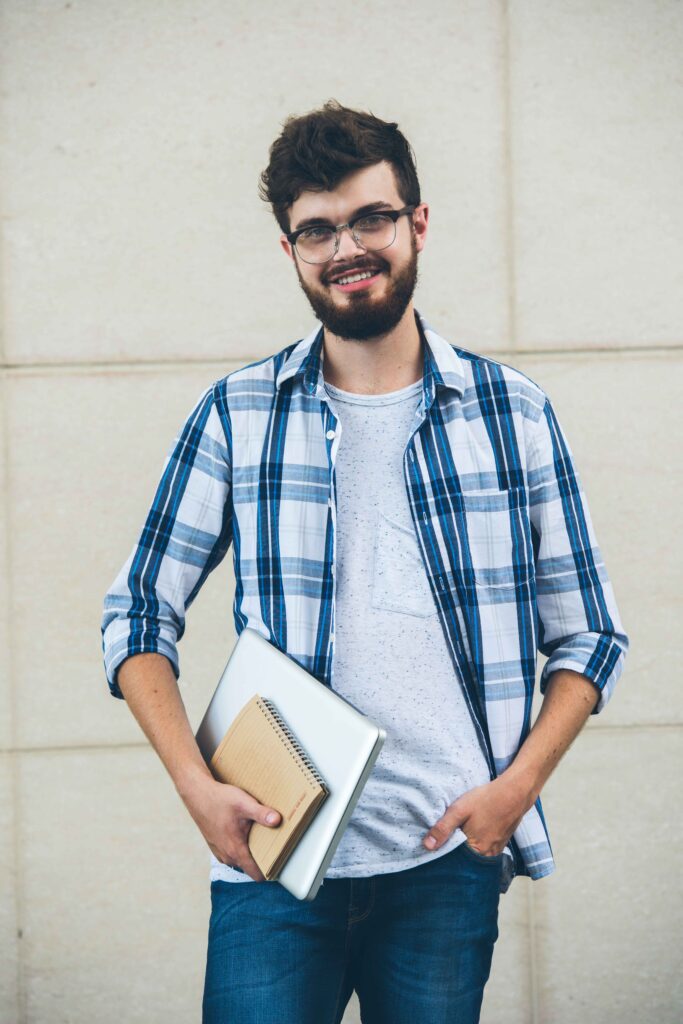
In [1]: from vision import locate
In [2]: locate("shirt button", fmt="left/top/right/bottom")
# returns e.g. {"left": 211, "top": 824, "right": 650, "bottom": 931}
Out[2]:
{"left": 331, "top": 565, "right": 335, "bottom": 576}
{"left": 330, "top": 632, "right": 335, "bottom": 643}
{"left": 326, "top": 429, "right": 336, "bottom": 440}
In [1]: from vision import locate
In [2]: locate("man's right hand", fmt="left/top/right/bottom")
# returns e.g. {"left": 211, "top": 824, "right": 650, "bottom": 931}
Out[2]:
{"left": 181, "top": 777, "right": 282, "bottom": 882}
{"left": 113, "top": 654, "right": 282, "bottom": 882}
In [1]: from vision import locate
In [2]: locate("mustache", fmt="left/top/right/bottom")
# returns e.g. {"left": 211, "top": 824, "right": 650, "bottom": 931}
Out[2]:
{"left": 324, "top": 258, "right": 389, "bottom": 284}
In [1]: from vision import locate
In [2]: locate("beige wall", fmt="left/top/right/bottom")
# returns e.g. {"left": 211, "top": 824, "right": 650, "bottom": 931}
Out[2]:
{"left": 1, "top": 1, "right": 682, "bottom": 1021}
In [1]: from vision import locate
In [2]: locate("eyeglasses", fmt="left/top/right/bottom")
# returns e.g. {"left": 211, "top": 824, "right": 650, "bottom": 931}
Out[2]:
{"left": 285, "top": 206, "right": 416, "bottom": 264}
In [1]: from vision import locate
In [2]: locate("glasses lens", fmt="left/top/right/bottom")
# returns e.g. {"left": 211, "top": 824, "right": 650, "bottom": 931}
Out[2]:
{"left": 295, "top": 227, "right": 337, "bottom": 264}
{"left": 353, "top": 214, "right": 396, "bottom": 251}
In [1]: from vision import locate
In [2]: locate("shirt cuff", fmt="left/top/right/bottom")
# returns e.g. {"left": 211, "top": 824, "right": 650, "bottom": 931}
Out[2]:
{"left": 104, "top": 634, "right": 180, "bottom": 700}
{"left": 539, "top": 632, "right": 628, "bottom": 714}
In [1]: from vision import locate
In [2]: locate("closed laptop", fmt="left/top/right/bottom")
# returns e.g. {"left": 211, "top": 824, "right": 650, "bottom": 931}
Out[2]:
{"left": 195, "top": 627, "right": 386, "bottom": 900}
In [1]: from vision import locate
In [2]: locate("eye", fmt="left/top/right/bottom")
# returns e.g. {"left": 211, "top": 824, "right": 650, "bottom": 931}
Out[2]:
{"left": 300, "top": 226, "right": 334, "bottom": 242}
{"left": 354, "top": 214, "right": 390, "bottom": 232}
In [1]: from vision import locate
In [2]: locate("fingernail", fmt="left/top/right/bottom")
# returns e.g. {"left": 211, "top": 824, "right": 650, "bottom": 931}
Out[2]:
{"left": 266, "top": 812, "right": 279, "bottom": 824}
{"left": 425, "top": 836, "right": 437, "bottom": 849}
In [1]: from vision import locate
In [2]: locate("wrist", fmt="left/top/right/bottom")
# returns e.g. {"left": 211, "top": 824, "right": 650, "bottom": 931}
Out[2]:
{"left": 498, "top": 762, "right": 541, "bottom": 814}
{"left": 175, "top": 759, "right": 214, "bottom": 803}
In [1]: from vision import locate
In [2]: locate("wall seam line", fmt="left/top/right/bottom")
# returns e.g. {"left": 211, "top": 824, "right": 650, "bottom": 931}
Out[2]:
{"left": 3, "top": 721, "right": 678, "bottom": 757}
{"left": 2, "top": 343, "right": 681, "bottom": 377}
{"left": 501, "top": 5, "right": 538, "bottom": 1016}
{"left": 527, "top": 880, "right": 540, "bottom": 1024}
{"left": 501, "top": 0, "right": 517, "bottom": 353}
{"left": 1, "top": 370, "right": 25, "bottom": 1022}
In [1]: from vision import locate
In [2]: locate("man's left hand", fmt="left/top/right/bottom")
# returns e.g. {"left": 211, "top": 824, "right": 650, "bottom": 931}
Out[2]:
{"left": 423, "top": 775, "right": 530, "bottom": 857}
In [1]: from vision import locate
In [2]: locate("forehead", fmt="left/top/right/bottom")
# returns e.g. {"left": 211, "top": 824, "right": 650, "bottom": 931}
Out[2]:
{"left": 289, "top": 161, "right": 402, "bottom": 228}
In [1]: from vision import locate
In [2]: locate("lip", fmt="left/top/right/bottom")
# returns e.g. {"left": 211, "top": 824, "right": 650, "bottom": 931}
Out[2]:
{"left": 329, "top": 270, "right": 384, "bottom": 293}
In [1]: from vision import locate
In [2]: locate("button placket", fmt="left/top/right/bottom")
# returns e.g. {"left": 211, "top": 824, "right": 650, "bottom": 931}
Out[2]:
{"left": 322, "top": 399, "right": 340, "bottom": 684}
{"left": 327, "top": 470, "right": 338, "bottom": 675}
{"left": 404, "top": 431, "right": 495, "bottom": 780}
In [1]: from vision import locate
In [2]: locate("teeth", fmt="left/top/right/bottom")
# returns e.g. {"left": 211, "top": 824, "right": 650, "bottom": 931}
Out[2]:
{"left": 334, "top": 270, "right": 377, "bottom": 285}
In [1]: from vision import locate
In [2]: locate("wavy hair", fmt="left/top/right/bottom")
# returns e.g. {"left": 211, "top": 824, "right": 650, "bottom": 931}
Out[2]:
{"left": 259, "top": 99, "right": 421, "bottom": 232}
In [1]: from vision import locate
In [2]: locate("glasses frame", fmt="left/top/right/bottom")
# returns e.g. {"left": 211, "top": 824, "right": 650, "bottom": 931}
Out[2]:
{"left": 285, "top": 205, "right": 416, "bottom": 264}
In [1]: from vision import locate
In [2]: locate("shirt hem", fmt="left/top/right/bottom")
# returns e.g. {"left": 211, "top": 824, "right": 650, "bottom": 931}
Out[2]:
{"left": 209, "top": 832, "right": 488, "bottom": 885}
{"left": 324, "top": 835, "right": 468, "bottom": 878}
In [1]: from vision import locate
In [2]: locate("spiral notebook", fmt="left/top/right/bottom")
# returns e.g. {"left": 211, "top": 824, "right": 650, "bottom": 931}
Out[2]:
{"left": 208, "top": 694, "right": 329, "bottom": 880}
{"left": 195, "top": 627, "right": 386, "bottom": 901}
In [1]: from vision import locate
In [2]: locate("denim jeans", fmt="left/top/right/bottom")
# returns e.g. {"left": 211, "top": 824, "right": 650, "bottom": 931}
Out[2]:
{"left": 202, "top": 840, "right": 502, "bottom": 1024}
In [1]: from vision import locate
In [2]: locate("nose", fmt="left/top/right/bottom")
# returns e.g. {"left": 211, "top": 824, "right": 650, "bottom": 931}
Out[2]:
{"left": 332, "top": 226, "right": 366, "bottom": 261}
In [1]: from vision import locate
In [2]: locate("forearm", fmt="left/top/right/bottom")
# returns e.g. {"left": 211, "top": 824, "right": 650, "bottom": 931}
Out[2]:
{"left": 116, "top": 653, "right": 213, "bottom": 802}
{"left": 503, "top": 668, "right": 599, "bottom": 809}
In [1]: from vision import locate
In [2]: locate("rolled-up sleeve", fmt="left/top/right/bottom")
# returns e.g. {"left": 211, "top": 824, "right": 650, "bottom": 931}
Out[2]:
{"left": 527, "top": 396, "right": 629, "bottom": 713}
{"left": 101, "top": 381, "right": 232, "bottom": 699}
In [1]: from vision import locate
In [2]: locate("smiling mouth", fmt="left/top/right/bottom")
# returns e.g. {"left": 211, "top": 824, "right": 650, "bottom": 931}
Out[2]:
{"left": 333, "top": 270, "right": 376, "bottom": 286}
{"left": 328, "top": 269, "right": 384, "bottom": 292}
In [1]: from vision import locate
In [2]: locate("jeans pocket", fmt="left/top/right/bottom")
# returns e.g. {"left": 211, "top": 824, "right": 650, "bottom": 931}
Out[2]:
{"left": 460, "top": 840, "right": 504, "bottom": 865}
{"left": 371, "top": 510, "right": 436, "bottom": 618}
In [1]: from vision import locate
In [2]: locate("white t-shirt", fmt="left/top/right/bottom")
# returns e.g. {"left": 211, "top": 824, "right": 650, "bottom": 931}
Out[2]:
{"left": 322, "top": 378, "right": 491, "bottom": 877}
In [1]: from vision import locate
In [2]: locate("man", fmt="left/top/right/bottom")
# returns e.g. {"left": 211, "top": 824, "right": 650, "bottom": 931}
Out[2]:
{"left": 102, "top": 101, "right": 628, "bottom": 1023}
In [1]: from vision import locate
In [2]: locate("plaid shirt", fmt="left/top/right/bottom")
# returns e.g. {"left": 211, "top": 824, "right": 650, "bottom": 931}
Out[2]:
{"left": 102, "top": 311, "right": 628, "bottom": 883}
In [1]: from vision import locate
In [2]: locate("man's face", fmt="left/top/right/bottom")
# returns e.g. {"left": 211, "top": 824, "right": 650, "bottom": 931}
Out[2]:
{"left": 280, "top": 161, "right": 428, "bottom": 341}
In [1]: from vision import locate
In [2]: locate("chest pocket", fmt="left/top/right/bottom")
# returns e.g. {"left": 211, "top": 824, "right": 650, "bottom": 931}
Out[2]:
{"left": 459, "top": 487, "right": 533, "bottom": 596}
{"left": 371, "top": 510, "right": 437, "bottom": 619}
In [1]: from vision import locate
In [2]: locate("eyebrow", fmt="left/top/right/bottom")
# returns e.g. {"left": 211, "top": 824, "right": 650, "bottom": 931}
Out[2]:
{"left": 292, "top": 201, "right": 394, "bottom": 232}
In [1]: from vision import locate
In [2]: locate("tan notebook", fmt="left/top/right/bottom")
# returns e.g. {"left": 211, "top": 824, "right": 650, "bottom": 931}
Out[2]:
{"left": 208, "top": 694, "right": 329, "bottom": 879}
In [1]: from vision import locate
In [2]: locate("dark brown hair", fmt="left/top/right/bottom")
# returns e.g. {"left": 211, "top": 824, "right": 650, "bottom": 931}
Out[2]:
{"left": 259, "top": 99, "right": 421, "bottom": 232}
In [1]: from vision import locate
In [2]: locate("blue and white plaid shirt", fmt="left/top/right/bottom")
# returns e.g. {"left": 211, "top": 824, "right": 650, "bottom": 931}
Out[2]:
{"left": 102, "top": 311, "right": 628, "bottom": 883}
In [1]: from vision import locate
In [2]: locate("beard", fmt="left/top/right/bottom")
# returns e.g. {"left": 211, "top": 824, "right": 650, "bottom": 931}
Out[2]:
{"left": 294, "top": 237, "right": 419, "bottom": 342}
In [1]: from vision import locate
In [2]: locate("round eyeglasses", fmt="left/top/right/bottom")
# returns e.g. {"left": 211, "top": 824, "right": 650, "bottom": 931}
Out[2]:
{"left": 285, "top": 206, "right": 416, "bottom": 264}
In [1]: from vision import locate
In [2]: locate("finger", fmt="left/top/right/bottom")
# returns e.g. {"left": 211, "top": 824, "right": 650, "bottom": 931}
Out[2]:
{"left": 240, "top": 858, "right": 267, "bottom": 883}
{"left": 235, "top": 841, "right": 268, "bottom": 882}
{"left": 238, "top": 793, "right": 282, "bottom": 828}
{"left": 424, "top": 803, "right": 467, "bottom": 850}
{"left": 213, "top": 838, "right": 267, "bottom": 883}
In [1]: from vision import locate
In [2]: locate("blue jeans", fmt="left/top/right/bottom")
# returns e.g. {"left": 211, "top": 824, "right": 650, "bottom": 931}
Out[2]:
{"left": 202, "top": 840, "right": 502, "bottom": 1023}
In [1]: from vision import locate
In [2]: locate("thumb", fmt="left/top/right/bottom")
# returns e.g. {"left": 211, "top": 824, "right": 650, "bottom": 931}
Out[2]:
{"left": 241, "top": 793, "right": 281, "bottom": 827}
{"left": 424, "top": 800, "right": 467, "bottom": 850}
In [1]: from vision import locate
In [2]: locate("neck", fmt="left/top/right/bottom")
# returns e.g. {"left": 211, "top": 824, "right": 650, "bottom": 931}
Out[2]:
{"left": 321, "top": 305, "right": 423, "bottom": 395}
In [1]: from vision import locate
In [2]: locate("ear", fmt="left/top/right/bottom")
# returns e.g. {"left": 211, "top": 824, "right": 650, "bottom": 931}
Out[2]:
{"left": 413, "top": 203, "right": 429, "bottom": 254}
{"left": 280, "top": 234, "right": 295, "bottom": 262}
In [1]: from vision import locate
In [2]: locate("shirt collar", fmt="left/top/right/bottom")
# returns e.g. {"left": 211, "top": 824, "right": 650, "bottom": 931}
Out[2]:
{"left": 274, "top": 310, "right": 466, "bottom": 404}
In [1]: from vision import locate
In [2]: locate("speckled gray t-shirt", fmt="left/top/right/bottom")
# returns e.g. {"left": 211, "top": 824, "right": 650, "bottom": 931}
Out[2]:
{"left": 321, "top": 377, "right": 491, "bottom": 877}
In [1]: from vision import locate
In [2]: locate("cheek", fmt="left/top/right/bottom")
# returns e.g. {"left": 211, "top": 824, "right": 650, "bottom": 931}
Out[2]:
{"left": 301, "top": 263, "right": 323, "bottom": 284}
{"left": 296, "top": 264, "right": 322, "bottom": 289}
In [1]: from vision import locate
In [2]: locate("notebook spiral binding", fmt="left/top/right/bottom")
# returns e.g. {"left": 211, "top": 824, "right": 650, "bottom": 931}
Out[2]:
{"left": 259, "top": 697, "right": 327, "bottom": 789}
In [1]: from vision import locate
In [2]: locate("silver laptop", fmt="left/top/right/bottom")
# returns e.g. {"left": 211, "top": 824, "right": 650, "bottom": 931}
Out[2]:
{"left": 195, "top": 627, "right": 386, "bottom": 901}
